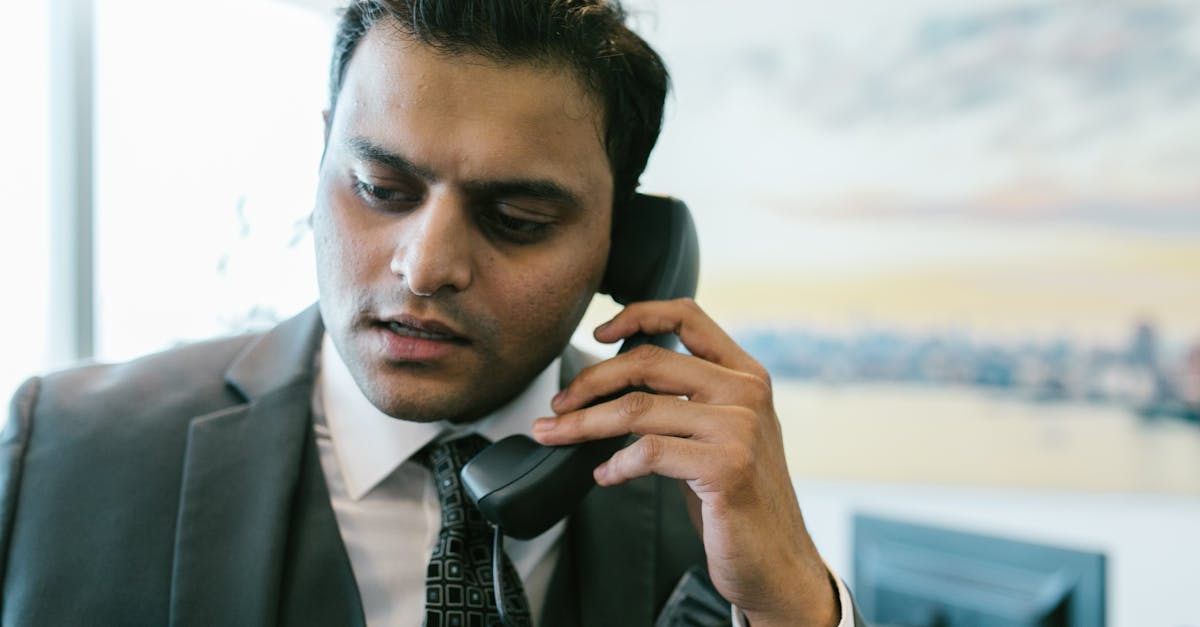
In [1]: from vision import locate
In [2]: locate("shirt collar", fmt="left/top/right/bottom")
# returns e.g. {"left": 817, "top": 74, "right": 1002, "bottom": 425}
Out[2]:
{"left": 318, "top": 333, "right": 563, "bottom": 501}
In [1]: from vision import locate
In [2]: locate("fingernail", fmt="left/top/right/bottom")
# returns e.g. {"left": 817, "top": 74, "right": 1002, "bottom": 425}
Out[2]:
{"left": 594, "top": 462, "right": 609, "bottom": 481}
{"left": 552, "top": 389, "right": 566, "bottom": 405}
{"left": 533, "top": 417, "right": 557, "bottom": 432}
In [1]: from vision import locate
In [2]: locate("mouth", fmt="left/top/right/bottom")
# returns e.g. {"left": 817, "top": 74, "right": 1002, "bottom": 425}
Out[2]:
{"left": 385, "top": 320, "right": 458, "bottom": 341}
{"left": 369, "top": 314, "right": 470, "bottom": 362}
{"left": 376, "top": 315, "right": 467, "bottom": 342}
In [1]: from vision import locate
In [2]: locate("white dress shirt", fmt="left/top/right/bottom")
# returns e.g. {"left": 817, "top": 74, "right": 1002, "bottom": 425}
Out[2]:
{"left": 313, "top": 334, "right": 565, "bottom": 626}
{"left": 312, "top": 333, "right": 854, "bottom": 627}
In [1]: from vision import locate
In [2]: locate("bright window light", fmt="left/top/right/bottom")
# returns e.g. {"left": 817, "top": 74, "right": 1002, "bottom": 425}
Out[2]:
{"left": 0, "top": 3, "right": 52, "bottom": 403}
{"left": 94, "top": 0, "right": 332, "bottom": 362}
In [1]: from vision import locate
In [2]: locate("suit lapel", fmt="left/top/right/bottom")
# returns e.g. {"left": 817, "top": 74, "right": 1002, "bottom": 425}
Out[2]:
{"left": 169, "top": 306, "right": 336, "bottom": 627}
{"left": 168, "top": 384, "right": 313, "bottom": 627}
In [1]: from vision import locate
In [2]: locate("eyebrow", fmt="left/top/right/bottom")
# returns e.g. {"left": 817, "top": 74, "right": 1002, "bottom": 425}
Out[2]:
{"left": 348, "top": 136, "right": 436, "bottom": 181}
{"left": 346, "top": 136, "right": 587, "bottom": 213}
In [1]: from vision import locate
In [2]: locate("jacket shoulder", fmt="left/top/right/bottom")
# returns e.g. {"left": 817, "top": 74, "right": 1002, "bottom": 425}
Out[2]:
{"left": 0, "top": 332, "right": 269, "bottom": 624}
{"left": 2, "top": 333, "right": 270, "bottom": 475}
{"left": 30, "top": 332, "right": 260, "bottom": 432}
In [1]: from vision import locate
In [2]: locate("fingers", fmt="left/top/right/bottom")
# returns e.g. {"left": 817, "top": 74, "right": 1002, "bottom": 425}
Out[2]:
{"left": 535, "top": 392, "right": 745, "bottom": 444}
{"left": 534, "top": 297, "right": 775, "bottom": 490}
{"left": 533, "top": 391, "right": 761, "bottom": 489}
{"left": 592, "top": 434, "right": 720, "bottom": 487}
{"left": 552, "top": 343, "right": 766, "bottom": 411}
{"left": 553, "top": 298, "right": 772, "bottom": 412}
{"left": 594, "top": 298, "right": 769, "bottom": 382}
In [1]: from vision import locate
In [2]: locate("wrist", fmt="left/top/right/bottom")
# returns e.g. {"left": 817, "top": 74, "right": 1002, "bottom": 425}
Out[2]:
{"left": 741, "top": 557, "right": 839, "bottom": 627}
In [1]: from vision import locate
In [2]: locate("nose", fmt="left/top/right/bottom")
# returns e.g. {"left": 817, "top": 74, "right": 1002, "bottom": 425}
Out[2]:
{"left": 389, "top": 192, "right": 474, "bottom": 296}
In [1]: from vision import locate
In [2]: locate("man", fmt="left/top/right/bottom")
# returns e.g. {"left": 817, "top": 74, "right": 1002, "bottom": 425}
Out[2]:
{"left": 1, "top": 1, "right": 863, "bottom": 625}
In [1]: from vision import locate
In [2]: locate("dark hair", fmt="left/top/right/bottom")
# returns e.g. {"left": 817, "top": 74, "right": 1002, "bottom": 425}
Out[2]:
{"left": 328, "top": 0, "right": 670, "bottom": 206}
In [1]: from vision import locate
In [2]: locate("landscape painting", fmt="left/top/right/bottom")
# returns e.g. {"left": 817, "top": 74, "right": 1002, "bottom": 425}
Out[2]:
{"left": 609, "top": 0, "right": 1200, "bottom": 493}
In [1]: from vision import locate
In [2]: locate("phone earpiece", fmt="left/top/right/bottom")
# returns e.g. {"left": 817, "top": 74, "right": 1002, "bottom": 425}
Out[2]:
{"left": 600, "top": 194, "right": 699, "bottom": 310}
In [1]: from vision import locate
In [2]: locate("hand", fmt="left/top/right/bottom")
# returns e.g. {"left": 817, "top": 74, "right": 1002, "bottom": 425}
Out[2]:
{"left": 531, "top": 298, "right": 839, "bottom": 627}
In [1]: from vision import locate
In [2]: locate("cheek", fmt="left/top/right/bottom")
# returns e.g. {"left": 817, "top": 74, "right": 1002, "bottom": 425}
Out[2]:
{"left": 312, "top": 192, "right": 384, "bottom": 297}
{"left": 501, "top": 240, "right": 608, "bottom": 343}
{"left": 312, "top": 209, "right": 350, "bottom": 294}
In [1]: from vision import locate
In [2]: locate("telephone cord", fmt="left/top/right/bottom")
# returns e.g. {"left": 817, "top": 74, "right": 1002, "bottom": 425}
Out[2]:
{"left": 492, "top": 525, "right": 521, "bottom": 627}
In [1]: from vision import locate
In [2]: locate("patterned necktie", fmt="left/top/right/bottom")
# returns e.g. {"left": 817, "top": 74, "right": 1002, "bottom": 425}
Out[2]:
{"left": 417, "top": 434, "right": 532, "bottom": 627}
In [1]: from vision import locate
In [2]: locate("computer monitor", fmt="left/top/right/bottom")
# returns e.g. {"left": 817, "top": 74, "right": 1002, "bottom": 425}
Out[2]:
{"left": 853, "top": 514, "right": 1106, "bottom": 626}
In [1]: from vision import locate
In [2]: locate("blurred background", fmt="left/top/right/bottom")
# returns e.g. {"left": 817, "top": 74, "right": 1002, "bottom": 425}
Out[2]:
{"left": 1, "top": 0, "right": 1197, "bottom": 624}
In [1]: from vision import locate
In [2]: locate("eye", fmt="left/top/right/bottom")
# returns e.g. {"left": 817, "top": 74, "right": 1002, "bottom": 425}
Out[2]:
{"left": 480, "top": 204, "right": 554, "bottom": 243}
{"left": 352, "top": 178, "right": 422, "bottom": 207}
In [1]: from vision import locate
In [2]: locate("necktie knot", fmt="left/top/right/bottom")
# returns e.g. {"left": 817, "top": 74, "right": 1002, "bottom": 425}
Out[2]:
{"left": 417, "top": 433, "right": 490, "bottom": 488}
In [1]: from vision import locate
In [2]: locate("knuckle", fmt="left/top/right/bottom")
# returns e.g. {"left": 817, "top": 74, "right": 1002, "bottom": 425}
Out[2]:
{"left": 745, "top": 370, "right": 773, "bottom": 398}
{"left": 624, "top": 300, "right": 653, "bottom": 319}
{"left": 734, "top": 370, "right": 772, "bottom": 404}
{"left": 635, "top": 435, "right": 665, "bottom": 466}
{"left": 617, "top": 391, "right": 653, "bottom": 422}
{"left": 728, "top": 406, "right": 760, "bottom": 440}
{"left": 630, "top": 344, "right": 665, "bottom": 367}
{"left": 752, "top": 363, "right": 772, "bottom": 387}
{"left": 671, "top": 297, "right": 702, "bottom": 327}
{"left": 725, "top": 441, "right": 754, "bottom": 474}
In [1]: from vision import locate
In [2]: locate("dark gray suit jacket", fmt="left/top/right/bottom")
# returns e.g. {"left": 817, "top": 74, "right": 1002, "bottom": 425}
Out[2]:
{"left": 0, "top": 305, "right": 713, "bottom": 626}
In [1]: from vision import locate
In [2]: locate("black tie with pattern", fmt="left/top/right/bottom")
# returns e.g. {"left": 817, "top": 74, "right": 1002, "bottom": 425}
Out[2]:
{"left": 417, "top": 434, "right": 532, "bottom": 627}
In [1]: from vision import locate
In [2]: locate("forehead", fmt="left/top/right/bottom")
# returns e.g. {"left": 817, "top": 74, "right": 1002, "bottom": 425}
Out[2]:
{"left": 330, "top": 23, "right": 612, "bottom": 201}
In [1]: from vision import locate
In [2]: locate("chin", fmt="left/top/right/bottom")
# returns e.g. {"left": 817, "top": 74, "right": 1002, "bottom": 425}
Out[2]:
{"left": 366, "top": 386, "right": 471, "bottom": 423}
{"left": 360, "top": 376, "right": 495, "bottom": 424}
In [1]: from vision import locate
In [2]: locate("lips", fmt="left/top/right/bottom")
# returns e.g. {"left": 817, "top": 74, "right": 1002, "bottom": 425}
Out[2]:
{"left": 371, "top": 314, "right": 469, "bottom": 362}
{"left": 386, "top": 320, "right": 455, "bottom": 341}
{"left": 376, "top": 314, "right": 466, "bottom": 341}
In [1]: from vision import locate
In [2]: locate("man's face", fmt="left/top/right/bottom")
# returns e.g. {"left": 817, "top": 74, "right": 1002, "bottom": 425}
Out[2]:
{"left": 313, "top": 25, "right": 614, "bottom": 423}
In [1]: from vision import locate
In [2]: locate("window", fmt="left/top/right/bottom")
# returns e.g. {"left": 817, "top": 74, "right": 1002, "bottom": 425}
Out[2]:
{"left": 0, "top": 3, "right": 52, "bottom": 401}
{"left": 93, "top": 0, "right": 332, "bottom": 362}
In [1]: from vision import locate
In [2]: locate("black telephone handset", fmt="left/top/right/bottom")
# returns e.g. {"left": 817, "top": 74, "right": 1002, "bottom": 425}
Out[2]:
{"left": 460, "top": 193, "right": 700, "bottom": 539}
